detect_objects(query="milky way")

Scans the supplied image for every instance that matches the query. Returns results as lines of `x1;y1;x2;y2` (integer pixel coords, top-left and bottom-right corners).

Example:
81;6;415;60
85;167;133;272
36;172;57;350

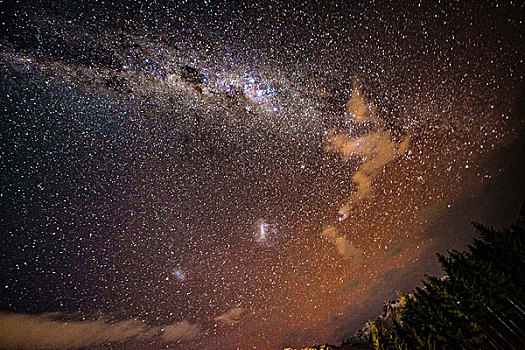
1;1;524;349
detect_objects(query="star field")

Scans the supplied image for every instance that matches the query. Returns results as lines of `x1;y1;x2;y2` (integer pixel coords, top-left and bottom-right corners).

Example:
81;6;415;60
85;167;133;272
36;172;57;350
1;1;524;349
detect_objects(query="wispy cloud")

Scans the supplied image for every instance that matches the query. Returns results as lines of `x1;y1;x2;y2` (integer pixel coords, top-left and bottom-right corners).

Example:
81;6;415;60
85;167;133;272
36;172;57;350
320;226;339;241
325;82;409;219
161;320;200;341
321;226;364;266
335;236;364;266
345;79;376;124
214;307;245;325
0;312;200;349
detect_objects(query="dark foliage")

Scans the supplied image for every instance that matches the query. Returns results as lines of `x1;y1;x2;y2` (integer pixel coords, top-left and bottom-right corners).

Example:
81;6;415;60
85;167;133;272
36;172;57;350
374;224;525;350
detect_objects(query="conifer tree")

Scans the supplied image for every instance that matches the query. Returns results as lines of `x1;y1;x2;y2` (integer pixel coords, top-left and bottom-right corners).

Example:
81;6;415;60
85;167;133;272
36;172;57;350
373;224;525;349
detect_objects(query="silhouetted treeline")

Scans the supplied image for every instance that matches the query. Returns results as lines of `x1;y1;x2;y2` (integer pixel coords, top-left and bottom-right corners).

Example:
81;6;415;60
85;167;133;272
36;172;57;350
372;223;525;350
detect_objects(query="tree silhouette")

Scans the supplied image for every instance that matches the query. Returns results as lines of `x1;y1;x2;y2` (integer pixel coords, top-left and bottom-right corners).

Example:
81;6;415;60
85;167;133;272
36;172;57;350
373;224;525;350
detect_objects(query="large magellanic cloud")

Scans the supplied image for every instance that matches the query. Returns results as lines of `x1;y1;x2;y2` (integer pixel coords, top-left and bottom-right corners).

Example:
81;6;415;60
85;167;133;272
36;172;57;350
0;312;200;349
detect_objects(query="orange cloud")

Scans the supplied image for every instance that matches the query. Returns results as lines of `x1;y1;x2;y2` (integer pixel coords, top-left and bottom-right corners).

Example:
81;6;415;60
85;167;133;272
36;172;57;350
324;82;410;219
0;312;200;349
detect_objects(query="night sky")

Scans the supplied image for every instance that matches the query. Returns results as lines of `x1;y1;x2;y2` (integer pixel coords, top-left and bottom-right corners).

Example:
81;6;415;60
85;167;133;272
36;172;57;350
1;1;524;349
